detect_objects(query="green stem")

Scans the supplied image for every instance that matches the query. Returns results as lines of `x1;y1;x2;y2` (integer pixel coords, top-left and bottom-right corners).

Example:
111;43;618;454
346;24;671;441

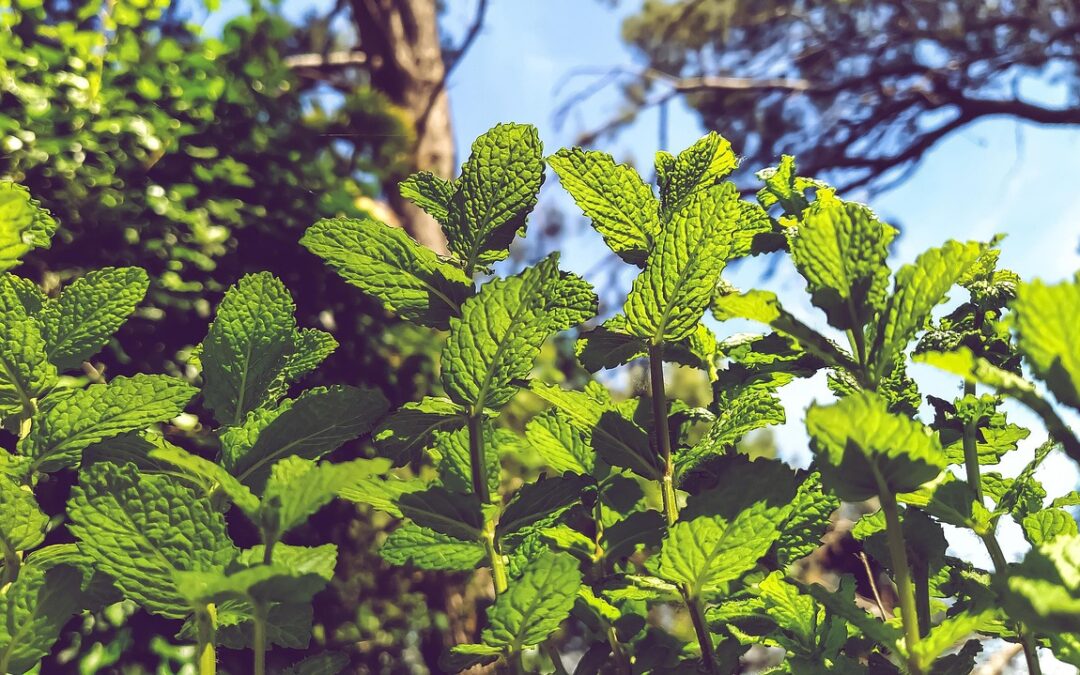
0;542;19;587
195;604;217;675
467;413;491;504
981;533;1042;675
252;603;267;675
648;344;678;526
683;588;718;672
961;381;984;503
484;526;509;595
912;558;931;638
543;643;569;675
607;625;632;675
874;470;922;674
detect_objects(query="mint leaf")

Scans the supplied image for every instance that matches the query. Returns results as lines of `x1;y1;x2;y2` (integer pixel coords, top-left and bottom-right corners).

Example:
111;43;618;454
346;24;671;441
398;486;484;541
624;183;760;342
200;272;297;425
480;551;582;652
337;475;426;517
787;194;894;331
530;381;658;479
0;473;48;554
269;328;338;399
549;147;659;265
380;523;485;571
0;563;82;675
674;387;786;479
430;422;501;496
1012;276;1080;409
497;474;589;540
872;241;985;375
261;457;389;537
300;217;472;329
806;391;947;501
281;652;350;675
400;171;455;223
40;266;149;371
21;374;196;473
445;123;544;274
657;132;738;216
0;182;56;271
68;462;237;618
373;396;464;464
1022;509;1079;546
224;385;387;492
148;443;260;515
0;309;55;425
525;409;594;475
442;255;596;410
998;534;1080;633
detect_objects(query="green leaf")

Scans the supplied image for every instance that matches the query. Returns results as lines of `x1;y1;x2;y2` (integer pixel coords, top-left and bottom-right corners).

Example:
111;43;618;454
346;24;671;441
756;155;824;216
430;422;501;496
755;571;821;652
525;409;594;475
497;474;589;540
674;386;786;479
337;474;426;517
301;217;472;329
281;652;350;675
602;510;666;563
773;472;839;567
445;123;545;273
380;523;485;571
657;132;739;216
786;194;894;331
372;396;464;465
997;533;1080;633
1012;276;1080;409
0;182;56;272
549;147;659;265
803;575;902;651
576;316;719;375
21;374;196;473
872;241;985;375
624;182;763;342
268;328;338;399
224;385;388;492
399;171;455;223
441;255;596;410
40;267;149;371
909;609;997;671
1022;509;1079;546
0;563;82;675
0;303;56;425
480;551;582;652
67;462;237;618
806;391;947;501
240;543;338;581
200;272;298;425
659;503;791;598
148;443;260;515
0;473;47;554
530;381;658;480
397;486;484;541
261;457;389;537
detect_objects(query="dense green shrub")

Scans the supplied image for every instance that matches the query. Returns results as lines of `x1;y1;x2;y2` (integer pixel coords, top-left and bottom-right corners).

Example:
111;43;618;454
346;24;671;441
1;124;1079;674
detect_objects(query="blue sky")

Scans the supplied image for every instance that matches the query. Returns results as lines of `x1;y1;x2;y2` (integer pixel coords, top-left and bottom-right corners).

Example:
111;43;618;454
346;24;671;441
198;0;1080;608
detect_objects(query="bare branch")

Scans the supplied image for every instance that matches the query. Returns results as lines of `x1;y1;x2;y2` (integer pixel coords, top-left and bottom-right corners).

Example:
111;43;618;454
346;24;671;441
284;51;368;70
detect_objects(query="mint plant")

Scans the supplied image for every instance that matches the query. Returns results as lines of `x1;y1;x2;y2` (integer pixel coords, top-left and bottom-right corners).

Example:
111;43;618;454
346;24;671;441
3;121;1080;674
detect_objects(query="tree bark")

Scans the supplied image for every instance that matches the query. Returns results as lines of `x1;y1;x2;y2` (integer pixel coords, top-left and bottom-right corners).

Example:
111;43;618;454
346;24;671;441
351;0;453;253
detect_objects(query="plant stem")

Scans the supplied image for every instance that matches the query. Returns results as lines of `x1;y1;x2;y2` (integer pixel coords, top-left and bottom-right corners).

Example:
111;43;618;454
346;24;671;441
961;380;984;503
607;625;632;675
543;643;569;675
467;412;491;504
649;343;716;672
683;588;718;672
981;533;1043;675
648;344;678;526
484;526;509;595
195;604;217;675
252;603;267;675
912;557;931;638
873;470;922;673
0;543;19;588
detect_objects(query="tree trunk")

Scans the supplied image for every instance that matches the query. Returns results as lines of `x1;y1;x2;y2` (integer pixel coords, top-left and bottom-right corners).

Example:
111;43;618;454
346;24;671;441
351;0;453;254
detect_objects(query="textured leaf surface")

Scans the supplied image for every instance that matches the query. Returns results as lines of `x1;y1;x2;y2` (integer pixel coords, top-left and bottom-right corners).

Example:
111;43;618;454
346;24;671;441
0;473;48;553
68;463;237;618
1023;509;1079;546
625;183;761;342
442;256;596;410
481;551;582;651
0;563;82;675
873;241;984;373
0;182;56;272
21;374;196;473
301;217;471;329
656;132;738;216
148;443;260;515
1012;276;1080;409
225;385;387;492
399;171;455;223
497;475;588;539
549;148;659;264
787;195;893;331
200;273;297;425
41;267;149;371
398;486;484;541
380;523;485;571
806;391;947;501
660;497;791;599
373;397;464;465
445;123;544;273
0;296;55;423
430;422;501;496
261;457;389;537
525;409;594;475
999;534;1080;633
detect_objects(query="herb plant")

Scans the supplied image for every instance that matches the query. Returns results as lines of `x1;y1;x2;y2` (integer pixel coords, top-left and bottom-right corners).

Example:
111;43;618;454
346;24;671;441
2;123;1079;674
